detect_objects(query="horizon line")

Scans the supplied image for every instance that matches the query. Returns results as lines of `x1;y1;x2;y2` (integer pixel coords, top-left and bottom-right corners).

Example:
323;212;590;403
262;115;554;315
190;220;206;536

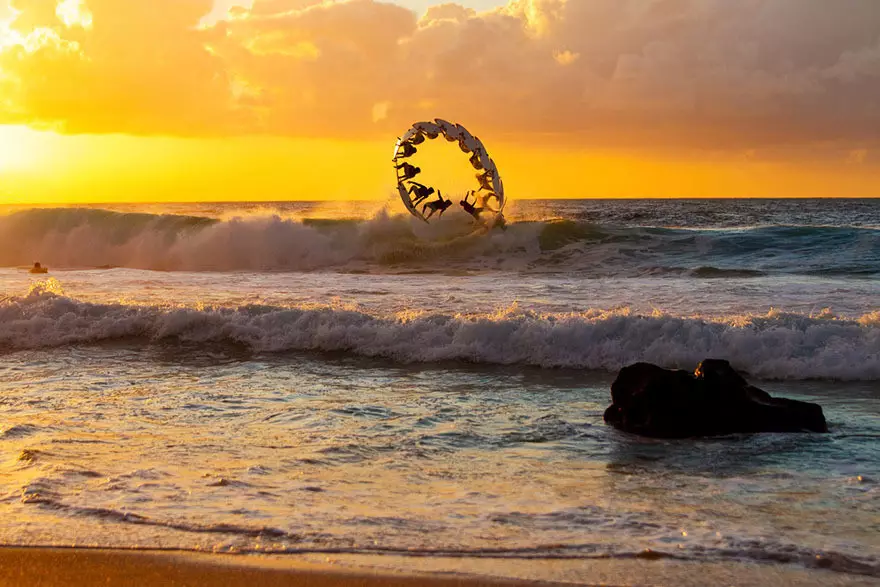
2;196;879;206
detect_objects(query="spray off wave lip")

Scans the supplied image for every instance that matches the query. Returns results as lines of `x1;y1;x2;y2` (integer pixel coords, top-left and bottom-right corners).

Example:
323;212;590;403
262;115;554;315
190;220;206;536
1;206;878;277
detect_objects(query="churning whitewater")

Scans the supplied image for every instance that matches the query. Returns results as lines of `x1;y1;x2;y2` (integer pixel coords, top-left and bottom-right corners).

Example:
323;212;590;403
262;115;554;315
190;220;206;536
1;285;879;381
0;200;878;381
0;203;878;276
1;199;878;580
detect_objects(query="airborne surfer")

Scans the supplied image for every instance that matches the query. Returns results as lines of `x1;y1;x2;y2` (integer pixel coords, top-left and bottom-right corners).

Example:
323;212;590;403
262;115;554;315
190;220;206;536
393;119;505;225
395;161;421;181
436;119;463;142
407;181;435;206
460;192;483;221
476;167;496;192
469;148;489;170
393;141;417;160
457;131;479;154
414;122;441;139
422;193;453;220
461;191;500;222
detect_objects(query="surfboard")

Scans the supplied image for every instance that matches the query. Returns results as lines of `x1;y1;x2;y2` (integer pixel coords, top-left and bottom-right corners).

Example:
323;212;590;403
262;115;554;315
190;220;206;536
392;118;506;224
398;183;429;223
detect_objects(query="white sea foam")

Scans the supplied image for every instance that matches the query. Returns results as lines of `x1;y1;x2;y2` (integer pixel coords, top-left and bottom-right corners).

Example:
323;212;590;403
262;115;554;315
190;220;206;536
2;207;877;276
0;207;546;272
3;288;878;381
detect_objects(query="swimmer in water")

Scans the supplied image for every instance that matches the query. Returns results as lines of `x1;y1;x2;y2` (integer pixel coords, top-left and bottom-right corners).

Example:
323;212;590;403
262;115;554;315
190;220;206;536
29;262;48;274
422;193;453;220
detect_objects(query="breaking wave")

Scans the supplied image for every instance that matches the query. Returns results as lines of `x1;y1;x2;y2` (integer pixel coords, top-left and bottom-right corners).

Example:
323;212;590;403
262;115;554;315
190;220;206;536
0;207;877;276
3;287;879;380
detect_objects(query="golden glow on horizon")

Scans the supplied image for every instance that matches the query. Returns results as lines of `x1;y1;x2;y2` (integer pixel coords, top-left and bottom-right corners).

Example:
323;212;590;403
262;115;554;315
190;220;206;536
0;126;41;171
0;0;877;202
0;125;878;204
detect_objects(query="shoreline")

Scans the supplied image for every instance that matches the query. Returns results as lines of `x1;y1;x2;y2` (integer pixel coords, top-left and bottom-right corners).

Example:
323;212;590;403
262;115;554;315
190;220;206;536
0;548;876;587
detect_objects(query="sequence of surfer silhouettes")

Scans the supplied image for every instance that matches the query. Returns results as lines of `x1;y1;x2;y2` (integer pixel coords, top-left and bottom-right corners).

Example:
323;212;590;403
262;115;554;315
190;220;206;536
393;119;506;228
24;119;507;276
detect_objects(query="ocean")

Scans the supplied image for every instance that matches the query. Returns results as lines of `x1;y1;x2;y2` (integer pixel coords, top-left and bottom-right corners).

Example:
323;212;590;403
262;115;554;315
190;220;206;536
0;199;877;582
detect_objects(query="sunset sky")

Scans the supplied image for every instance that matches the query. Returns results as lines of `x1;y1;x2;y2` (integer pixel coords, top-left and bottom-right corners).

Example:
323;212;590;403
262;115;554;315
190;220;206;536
1;0;879;202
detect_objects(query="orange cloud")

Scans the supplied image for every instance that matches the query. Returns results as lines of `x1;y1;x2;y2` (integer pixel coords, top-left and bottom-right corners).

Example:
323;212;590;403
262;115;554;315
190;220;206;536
1;0;879;154
1;0;234;134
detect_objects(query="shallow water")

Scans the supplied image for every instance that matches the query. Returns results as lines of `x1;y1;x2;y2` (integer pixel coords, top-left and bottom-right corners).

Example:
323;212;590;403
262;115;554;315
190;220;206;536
1;347;877;576
0;199;877;579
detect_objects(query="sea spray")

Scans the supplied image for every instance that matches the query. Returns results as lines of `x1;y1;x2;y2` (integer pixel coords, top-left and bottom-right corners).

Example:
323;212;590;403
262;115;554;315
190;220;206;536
0;207;877;276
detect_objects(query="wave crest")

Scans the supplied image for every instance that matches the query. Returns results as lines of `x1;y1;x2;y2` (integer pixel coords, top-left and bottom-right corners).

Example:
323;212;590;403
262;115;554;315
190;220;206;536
1;207;878;276
2;290;879;380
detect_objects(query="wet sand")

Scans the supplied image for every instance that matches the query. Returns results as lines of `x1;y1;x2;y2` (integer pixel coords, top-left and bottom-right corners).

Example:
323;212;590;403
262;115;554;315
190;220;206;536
0;548;564;587
0;548;875;587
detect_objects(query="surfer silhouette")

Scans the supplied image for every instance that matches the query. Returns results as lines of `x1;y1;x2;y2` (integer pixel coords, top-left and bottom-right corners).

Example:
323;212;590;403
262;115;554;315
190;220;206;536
422;193;453;220
395;162;421;181
469;148;489;170
394;142;417;160
407;182;435;206
414;122;441;138
461;192;501;222
29;262;48;274
479;192;500;212
458;133;479;154
476;168;496;192
392;120;505;225
460;192;483;221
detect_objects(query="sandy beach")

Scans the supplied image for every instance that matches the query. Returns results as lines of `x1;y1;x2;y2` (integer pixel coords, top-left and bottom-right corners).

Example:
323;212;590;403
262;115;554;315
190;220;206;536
0;548;877;587
0;548;564;587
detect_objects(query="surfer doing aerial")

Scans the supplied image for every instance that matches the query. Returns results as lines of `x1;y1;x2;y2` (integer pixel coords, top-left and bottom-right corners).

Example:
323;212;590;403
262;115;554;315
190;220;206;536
476;167;496;192
393;142;418;160
460;191;499;222
407;181;435;206
392;118;506;225
395;161;421;181
469;148;490;170
414;122;441;139
423;193;453;220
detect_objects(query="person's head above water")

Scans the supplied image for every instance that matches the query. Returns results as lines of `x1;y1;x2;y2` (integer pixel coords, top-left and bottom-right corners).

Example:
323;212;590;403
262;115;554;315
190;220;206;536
33;262;41;268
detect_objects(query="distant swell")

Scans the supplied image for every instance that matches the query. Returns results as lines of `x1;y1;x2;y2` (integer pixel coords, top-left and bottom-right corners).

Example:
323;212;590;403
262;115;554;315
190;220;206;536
1;208;878;276
2;289;879;380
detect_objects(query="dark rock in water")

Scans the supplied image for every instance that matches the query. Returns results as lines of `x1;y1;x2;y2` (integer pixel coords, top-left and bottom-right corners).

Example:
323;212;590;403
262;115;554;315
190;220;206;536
603;359;828;438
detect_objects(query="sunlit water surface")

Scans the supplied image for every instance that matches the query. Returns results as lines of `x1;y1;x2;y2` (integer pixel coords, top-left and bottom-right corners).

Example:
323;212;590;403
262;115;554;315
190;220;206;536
0;199;877;581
